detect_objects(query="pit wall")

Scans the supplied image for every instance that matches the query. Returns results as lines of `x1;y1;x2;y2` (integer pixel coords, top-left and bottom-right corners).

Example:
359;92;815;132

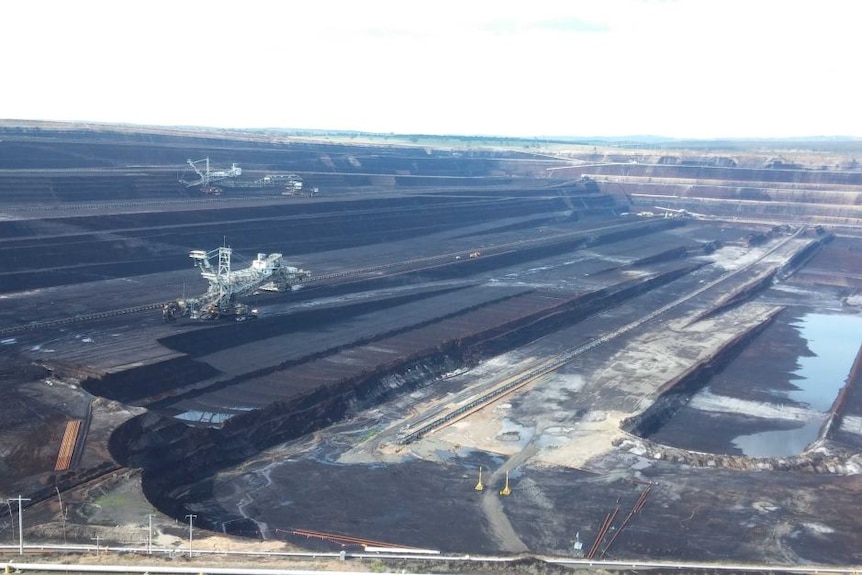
689;230;830;325
778;233;834;278
83;219;686;407
620;309;782;439
590;179;862;203
691;270;777;324
613;431;861;474
572;164;862;186
823;342;862;444
0;194;571;293
605;181;862;227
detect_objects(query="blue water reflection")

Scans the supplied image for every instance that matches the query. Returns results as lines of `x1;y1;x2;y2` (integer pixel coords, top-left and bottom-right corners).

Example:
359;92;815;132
787;313;862;411
732;418;824;457
732;312;862;457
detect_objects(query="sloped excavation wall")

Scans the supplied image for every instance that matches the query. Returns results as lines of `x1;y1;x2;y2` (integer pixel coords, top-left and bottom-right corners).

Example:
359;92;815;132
107;267;697;536
621;310;782;438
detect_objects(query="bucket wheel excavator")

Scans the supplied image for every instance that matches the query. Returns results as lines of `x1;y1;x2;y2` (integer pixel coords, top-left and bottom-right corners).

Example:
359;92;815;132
178;157;242;195
163;247;310;322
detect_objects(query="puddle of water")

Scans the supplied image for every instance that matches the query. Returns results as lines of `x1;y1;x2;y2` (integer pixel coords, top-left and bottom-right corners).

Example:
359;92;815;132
498;418;533;448
175;410;234;425
731;312;862;456
787;313;862;411
732;418;824;457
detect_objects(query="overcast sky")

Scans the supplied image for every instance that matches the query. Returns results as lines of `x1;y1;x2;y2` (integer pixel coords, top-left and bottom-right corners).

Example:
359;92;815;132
4;0;859;138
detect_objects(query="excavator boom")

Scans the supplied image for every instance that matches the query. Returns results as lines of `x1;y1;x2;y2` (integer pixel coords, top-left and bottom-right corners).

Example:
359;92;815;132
163;247;310;322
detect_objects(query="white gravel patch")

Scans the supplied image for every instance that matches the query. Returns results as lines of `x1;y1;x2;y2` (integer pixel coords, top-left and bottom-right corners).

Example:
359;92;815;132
803;522;835;534
689;391;819;422
706;245;768;271
840;415;862;435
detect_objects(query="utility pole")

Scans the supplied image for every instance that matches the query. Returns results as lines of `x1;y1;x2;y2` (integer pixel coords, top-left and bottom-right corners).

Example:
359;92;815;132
56;487;67;545
186;514;197;558
7;495;30;555
90;534;100;556
147;513;154;555
6;501;14;544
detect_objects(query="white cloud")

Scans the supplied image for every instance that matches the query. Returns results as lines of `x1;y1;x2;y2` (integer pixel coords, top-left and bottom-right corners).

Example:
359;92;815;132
3;0;860;137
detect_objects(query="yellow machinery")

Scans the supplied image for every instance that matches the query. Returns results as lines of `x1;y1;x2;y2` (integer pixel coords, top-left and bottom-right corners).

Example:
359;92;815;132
499;471;512;496
474;467;484;491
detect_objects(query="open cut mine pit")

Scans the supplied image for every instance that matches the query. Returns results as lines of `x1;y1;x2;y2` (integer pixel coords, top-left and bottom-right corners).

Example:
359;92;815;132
2;122;862;566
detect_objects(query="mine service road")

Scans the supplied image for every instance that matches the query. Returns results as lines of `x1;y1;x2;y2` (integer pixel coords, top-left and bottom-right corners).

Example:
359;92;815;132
2;555;860;575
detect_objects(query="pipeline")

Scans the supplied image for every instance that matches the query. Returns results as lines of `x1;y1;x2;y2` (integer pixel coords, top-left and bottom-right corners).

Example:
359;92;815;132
587;503;619;560
600;486;651;558
275;527;411;550
586;511;611;560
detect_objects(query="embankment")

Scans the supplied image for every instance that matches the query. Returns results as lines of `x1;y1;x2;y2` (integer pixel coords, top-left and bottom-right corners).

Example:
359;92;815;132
824;343;862;446
621;308;783;438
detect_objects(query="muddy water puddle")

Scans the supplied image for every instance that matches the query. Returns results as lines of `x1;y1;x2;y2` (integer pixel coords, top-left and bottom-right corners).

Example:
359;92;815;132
651;311;862;457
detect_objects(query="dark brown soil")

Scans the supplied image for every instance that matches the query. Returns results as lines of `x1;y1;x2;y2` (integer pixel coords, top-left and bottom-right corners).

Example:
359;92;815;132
3;123;862;566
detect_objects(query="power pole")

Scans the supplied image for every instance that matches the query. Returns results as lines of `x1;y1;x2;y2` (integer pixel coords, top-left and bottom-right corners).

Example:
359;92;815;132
7;496;30;555
186;514;197;558
147;513;154;555
55;487;67;545
6;501;14;544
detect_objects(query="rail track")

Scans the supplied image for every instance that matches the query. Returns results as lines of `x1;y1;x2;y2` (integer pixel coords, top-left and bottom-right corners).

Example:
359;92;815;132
395;227;807;444
0;302;167;338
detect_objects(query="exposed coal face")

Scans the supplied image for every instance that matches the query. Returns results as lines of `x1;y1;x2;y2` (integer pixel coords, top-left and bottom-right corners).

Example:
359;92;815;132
0;126;552;172
82;285;471;404
106;264;697;534
0;194;570;292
